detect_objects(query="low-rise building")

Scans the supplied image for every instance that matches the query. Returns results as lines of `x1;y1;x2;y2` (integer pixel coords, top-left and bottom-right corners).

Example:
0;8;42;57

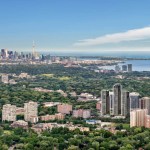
73;109;91;119
19;73;29;78
57;104;72;114
78;93;95;102
55;113;65;120
40;113;65;121
11;120;28;129
9;79;17;85
96;101;101;110
56;90;67;97
43;102;60;107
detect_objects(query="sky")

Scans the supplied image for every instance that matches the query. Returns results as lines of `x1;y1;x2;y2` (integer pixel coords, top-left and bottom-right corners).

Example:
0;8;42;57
0;0;150;54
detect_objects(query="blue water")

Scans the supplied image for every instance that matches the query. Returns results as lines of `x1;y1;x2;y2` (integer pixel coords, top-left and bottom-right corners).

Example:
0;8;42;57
43;51;150;58
42;51;150;71
99;60;150;71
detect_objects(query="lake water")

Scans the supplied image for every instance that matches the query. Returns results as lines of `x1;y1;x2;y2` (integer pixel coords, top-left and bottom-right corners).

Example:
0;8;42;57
99;60;150;71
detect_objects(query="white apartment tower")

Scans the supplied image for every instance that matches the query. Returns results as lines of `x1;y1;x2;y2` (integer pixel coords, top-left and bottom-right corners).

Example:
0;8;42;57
2;104;16;122
24;101;38;123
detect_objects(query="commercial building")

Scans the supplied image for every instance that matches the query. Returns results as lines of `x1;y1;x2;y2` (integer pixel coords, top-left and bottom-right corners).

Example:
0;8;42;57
130;92;140;111
57;104;72;114
113;83;122;115
130;109;147;127
121;91;130;116
2;104;16;122
101;90;110;115
24;101;38;123
122;65;127;71
128;64;132;72
115;65;121;72
1;49;8;59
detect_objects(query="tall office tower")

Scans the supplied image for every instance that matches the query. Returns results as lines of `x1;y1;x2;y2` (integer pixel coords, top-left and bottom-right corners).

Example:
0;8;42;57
130;109;147;127
130;92;140;111
109;92;114;115
1;74;8;84
128;64;132;72
24;101;38;123
1;49;8;59
8;51;13;59
140;97;150;114
101;90;110;115
122;65;127;71
14;51;18;59
1;49;5;58
115;65;121;72
113;83;122;115
121;91;130;116
2;104;16;122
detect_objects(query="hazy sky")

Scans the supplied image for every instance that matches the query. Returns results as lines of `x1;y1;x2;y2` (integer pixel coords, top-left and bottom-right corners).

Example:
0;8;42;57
0;0;150;53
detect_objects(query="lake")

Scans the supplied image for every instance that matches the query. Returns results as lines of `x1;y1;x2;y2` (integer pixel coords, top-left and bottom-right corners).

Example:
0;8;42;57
99;60;150;71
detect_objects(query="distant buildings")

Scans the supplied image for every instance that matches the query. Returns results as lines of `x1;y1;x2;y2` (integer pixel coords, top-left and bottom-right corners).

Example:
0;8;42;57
114;64;133;73
24;101;38;123
19;73;30;78
2;104;16;122
128;64;132;72
1;74;9;83
122;65;127;71
115;65;121;72
57;104;72;114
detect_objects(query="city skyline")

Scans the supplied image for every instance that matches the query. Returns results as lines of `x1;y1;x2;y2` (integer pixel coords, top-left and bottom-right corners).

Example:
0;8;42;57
1;0;150;53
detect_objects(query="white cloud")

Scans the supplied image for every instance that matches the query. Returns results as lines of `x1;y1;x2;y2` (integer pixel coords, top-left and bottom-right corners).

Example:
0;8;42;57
74;26;150;46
